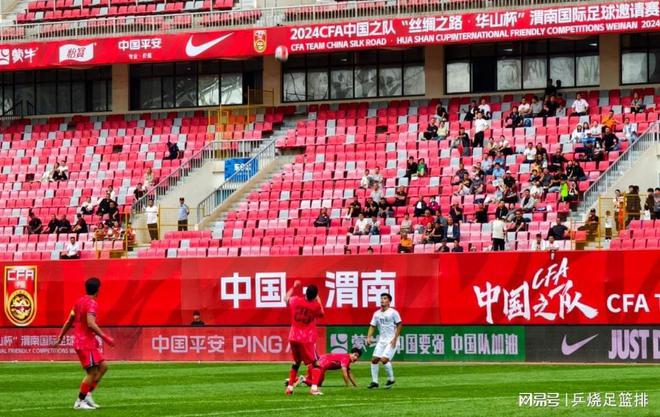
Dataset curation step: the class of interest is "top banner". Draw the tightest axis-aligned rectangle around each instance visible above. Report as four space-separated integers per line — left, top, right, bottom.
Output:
0 1 659 71
0 250 658 327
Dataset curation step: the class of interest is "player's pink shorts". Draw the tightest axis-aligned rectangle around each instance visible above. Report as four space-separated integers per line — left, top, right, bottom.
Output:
290 341 317 365
75 348 104 369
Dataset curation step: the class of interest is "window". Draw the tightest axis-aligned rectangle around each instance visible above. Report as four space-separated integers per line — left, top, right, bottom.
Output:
445 38 599 94
129 58 262 110
281 48 424 102
621 33 660 84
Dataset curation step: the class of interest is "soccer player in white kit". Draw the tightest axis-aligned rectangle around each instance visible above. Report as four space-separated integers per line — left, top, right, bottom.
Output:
366 293 402 389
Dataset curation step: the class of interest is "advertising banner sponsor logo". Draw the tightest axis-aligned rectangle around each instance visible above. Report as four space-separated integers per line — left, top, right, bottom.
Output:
526 326 660 363
58 43 94 63
327 326 525 361
224 158 259 181
3 266 37 327
0 326 325 361
0 1 659 70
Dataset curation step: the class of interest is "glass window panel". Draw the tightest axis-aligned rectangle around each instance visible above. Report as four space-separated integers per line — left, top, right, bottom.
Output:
379 50 402 64
446 45 469 60
471 43 495 57
221 73 243 105
198 74 219 106
548 40 574 53
71 81 85 113
550 56 575 87
56 69 71 81
36 83 56 114
307 70 329 100
648 51 660 83
330 69 353 100
307 54 329 67
91 81 108 112
282 71 306 102
175 75 197 107
523 58 547 89
15 84 34 115
175 61 195 75
356 50 377 65
403 48 424 62
162 76 175 108
331 52 353 66
139 77 162 109
153 63 174 76
57 83 71 113
354 67 377 98
283 55 305 69
446 62 470 93
576 55 599 86
378 67 402 96
523 40 547 55
621 52 648 84
403 65 425 96
497 42 521 57
497 58 521 90
220 60 242 73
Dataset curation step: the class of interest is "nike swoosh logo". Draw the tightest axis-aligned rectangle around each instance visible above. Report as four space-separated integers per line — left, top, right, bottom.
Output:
185 33 233 57
561 334 598 356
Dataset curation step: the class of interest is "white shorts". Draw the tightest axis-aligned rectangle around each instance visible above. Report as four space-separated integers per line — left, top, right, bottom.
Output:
373 341 397 360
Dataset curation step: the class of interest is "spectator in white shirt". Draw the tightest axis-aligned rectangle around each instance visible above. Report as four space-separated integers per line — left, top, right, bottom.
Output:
145 199 159 241
352 213 372 235
79 197 95 215
360 168 372 189
491 217 507 251
571 124 586 143
546 235 560 251
570 93 589 116
478 98 491 119
60 236 81 259
530 233 548 251
518 98 531 118
621 117 637 141
473 112 490 148
106 186 117 202
523 142 537 163
143 167 155 187
370 183 383 203
371 167 383 186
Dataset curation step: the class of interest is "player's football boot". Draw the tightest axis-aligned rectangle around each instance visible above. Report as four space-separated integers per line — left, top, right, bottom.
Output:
366 382 379 389
285 385 294 396
298 376 309 387
310 388 323 396
73 399 95 410
84 393 99 408
385 380 395 389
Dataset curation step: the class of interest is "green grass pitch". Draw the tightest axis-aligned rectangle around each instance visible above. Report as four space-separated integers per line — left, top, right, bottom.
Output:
0 362 658 416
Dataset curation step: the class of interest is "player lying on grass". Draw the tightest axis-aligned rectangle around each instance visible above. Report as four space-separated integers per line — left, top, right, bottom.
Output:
289 348 362 388
53 277 115 410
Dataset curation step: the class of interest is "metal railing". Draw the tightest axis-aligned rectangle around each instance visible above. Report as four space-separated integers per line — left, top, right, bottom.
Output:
0 0 618 43
197 137 278 221
577 122 659 213
131 138 269 214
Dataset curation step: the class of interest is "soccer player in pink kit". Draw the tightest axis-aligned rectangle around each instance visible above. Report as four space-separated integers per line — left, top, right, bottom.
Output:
284 280 325 396
297 348 362 387
54 277 115 410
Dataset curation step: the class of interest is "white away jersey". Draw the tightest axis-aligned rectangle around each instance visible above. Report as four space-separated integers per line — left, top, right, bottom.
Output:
370 308 402 343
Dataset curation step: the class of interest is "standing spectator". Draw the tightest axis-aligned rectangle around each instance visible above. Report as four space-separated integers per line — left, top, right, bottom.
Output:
60 236 81 259
107 186 117 202
79 197 95 215
547 219 569 240
313 208 331 228
604 210 614 240
570 93 589 116
457 126 471 156
613 189 625 230
28 212 42 235
491 217 507 251
398 233 413 253
544 78 557 97
463 100 478 122
145 199 159 241
134 183 147 201
473 112 489 148
644 188 655 219
654 188 660 220
72 214 89 234
178 198 190 231
143 167 155 187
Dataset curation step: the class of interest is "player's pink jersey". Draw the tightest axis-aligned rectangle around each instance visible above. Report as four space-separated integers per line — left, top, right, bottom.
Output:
72 295 99 350
288 295 323 344
318 353 351 371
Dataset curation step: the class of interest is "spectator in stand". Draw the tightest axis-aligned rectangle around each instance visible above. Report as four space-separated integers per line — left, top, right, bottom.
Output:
446 218 460 242
529 181 544 200
124 224 137 247
417 209 435 233
346 198 362 218
164 139 180 160
613 189 625 230
143 167 155 187
530 233 548 251
491 162 505 180
79 197 95 215
547 219 569 240
145 198 159 241
566 160 587 182
427 196 439 215
436 102 449 121
398 233 413 253
520 189 536 213
313 208 331 228
494 201 509 220
370 183 383 204
621 117 637 142
106 201 120 227
588 121 602 145
45 214 59 234
400 213 413 235
570 93 589 116
452 162 469 185
519 98 532 118
369 214 381 235
96 191 113 216
547 236 560 251
393 186 408 207
571 124 587 144
523 142 537 163
531 96 543 117
508 210 529 232
344 246 352 255
475 204 489 223
28 212 42 235
134 183 147 201
579 209 600 239
455 179 472 196
72 214 88 235
371 167 383 187
437 120 449 141
535 143 548 163
60 236 81 260
451 240 464 252
52 162 68 181
422 118 439 140
457 126 471 156
360 168 372 189
505 106 523 128
413 197 428 217
544 78 557 97
491 216 507 251
556 92 567 109
644 187 656 219
604 210 614 240
449 203 464 224
422 223 437 244
178 198 190 231
549 149 567 172
630 91 645 113
543 95 558 117
363 197 379 218
40 166 54 183
473 112 489 148
93 222 107 242
352 213 372 235
653 188 660 220
190 311 205 327
417 158 428 177
601 110 618 133
478 98 491 119
57 214 72 234
107 186 117 202
601 127 620 151
468 243 478 252
405 156 418 179
463 100 478 122
436 239 450 253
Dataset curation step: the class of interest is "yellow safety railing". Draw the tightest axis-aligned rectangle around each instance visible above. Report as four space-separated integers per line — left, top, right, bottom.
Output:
207 88 275 140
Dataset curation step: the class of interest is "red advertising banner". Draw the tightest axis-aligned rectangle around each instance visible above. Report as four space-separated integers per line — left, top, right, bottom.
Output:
0 1 659 70
0 326 325 361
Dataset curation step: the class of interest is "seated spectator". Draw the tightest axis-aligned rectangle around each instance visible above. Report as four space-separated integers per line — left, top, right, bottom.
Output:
468 243 478 252
366 247 375 254
523 142 536 163
352 213 372 235
630 91 645 113
370 183 383 203
463 100 478 122
481 155 494 174
134 183 147 200
398 233 413 253
505 106 523 128
108 223 122 241
451 240 464 252
378 199 393 218
190 311 205 327
502 182 519 206
436 102 449 120
529 181 544 200
548 149 567 172
96 192 114 216
455 179 472 196
436 239 450 253
497 136 513 155
93 222 107 241
405 156 418 178
495 201 509 220
547 235 561 251
45 214 59 234
417 158 428 177
164 139 180 160
601 127 620 151
400 213 413 235
475 204 489 223
105 201 120 227
437 120 449 141
363 197 379 218
566 160 587 182
587 121 602 143
79 197 95 215
57 214 72 234
452 162 469 185
520 189 536 213
601 110 618 132
417 210 435 233
571 124 586 144
60 236 81 259
621 117 637 141
422 118 439 140
124 224 137 247
547 219 569 240
508 210 529 232
446 218 460 242
413 197 428 217
421 223 436 244
449 203 464 224
535 143 548 162
313 208 331 228
491 162 505 179
107 186 117 202
143 167 155 187
393 186 408 207
371 167 383 186
27 212 42 235
578 208 600 239
427 196 439 215
360 169 373 189
52 162 68 181
531 96 543 117
72 214 89 234
570 93 589 116
519 98 532 118
40 167 54 183
478 98 491 119
346 198 362 218
530 233 548 251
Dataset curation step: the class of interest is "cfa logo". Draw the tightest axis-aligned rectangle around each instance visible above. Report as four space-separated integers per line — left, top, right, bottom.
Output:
4 266 38 326
253 30 267 54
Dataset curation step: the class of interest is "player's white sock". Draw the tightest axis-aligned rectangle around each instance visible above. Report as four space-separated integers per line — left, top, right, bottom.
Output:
384 362 394 381
371 363 379 383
